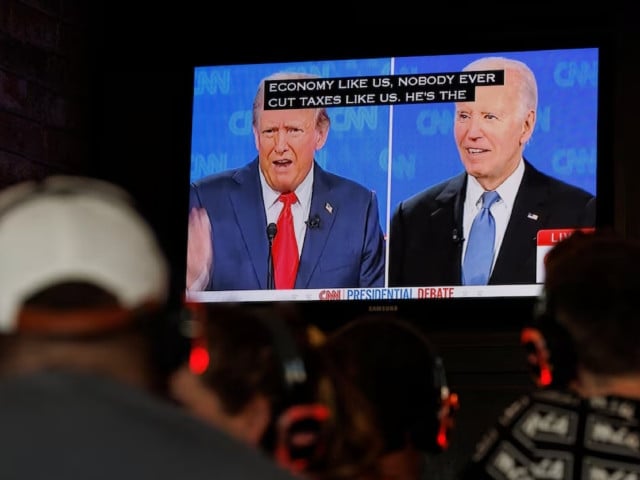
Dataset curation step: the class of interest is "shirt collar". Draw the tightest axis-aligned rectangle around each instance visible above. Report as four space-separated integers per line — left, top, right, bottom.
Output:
260 162 314 212
466 158 525 209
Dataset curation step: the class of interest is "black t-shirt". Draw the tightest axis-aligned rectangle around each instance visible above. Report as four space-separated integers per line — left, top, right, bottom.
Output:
460 388 640 479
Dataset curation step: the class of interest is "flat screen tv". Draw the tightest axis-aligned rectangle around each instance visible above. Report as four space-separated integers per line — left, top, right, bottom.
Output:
182 31 613 329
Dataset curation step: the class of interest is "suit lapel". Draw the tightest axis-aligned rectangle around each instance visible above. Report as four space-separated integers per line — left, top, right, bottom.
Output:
296 164 334 288
229 159 270 289
492 161 546 282
435 174 466 280
436 173 466 231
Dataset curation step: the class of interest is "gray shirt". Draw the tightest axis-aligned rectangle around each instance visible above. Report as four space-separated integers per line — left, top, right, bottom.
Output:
0 369 297 480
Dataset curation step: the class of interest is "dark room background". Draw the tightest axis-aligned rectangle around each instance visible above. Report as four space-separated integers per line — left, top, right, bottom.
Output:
1 3 637 478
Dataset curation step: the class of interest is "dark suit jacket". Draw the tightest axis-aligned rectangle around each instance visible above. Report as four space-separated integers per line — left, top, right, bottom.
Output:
191 158 385 290
389 160 596 286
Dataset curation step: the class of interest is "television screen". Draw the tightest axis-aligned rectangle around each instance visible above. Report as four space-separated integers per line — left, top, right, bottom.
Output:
184 40 609 323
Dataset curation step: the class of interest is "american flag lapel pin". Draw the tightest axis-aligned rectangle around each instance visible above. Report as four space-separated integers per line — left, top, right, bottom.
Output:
527 212 539 220
325 202 333 214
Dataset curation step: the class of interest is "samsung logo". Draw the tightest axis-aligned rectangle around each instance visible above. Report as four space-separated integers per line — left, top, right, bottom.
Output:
367 305 399 312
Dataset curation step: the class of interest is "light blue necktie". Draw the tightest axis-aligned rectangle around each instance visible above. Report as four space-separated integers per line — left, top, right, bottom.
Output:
463 190 500 285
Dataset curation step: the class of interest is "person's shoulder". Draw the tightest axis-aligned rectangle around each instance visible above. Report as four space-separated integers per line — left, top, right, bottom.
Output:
0 371 297 479
395 173 464 213
192 160 257 191
408 177 452 200
315 164 376 196
529 387 582 405
587 394 640 421
460 389 579 480
524 160 594 200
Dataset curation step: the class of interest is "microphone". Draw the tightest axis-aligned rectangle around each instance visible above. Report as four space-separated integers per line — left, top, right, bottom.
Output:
305 215 321 230
267 223 277 289
451 228 464 244
267 222 277 242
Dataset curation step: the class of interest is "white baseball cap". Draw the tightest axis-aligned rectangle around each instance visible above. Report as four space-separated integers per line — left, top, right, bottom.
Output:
0 176 169 335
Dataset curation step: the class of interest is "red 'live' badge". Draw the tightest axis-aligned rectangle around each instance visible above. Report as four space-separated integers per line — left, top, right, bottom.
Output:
536 228 595 283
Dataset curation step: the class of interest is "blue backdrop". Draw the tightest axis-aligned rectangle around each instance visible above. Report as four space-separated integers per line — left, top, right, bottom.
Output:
190 48 598 235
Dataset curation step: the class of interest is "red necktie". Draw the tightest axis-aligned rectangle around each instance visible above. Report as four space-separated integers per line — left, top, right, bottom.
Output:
273 192 299 289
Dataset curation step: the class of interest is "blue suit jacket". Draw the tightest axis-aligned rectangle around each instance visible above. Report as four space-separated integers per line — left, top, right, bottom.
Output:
389 160 596 286
190 158 385 290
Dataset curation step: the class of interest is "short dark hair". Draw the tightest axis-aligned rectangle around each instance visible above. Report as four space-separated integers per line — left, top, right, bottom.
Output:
194 303 383 479
543 230 640 374
325 314 442 453
197 304 286 416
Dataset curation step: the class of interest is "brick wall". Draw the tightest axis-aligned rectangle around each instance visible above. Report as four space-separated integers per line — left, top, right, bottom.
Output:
0 0 94 189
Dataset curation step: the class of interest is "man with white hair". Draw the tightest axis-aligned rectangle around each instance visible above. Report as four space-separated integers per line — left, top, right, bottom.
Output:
390 57 595 287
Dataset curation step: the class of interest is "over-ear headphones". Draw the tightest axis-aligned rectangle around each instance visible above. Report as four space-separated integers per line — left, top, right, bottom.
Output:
325 315 459 454
432 355 459 451
0 175 193 377
521 290 577 389
401 321 458 453
187 302 330 474
149 299 194 377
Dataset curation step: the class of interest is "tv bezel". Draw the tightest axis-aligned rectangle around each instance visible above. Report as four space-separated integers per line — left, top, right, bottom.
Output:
178 28 615 332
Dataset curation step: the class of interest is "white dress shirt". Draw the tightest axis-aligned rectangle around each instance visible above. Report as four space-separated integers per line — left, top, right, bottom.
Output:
461 159 525 273
260 167 313 257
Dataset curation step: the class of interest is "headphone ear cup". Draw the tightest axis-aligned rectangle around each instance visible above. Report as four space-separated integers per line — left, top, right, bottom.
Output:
273 403 331 474
431 357 458 453
536 318 577 389
435 389 459 452
410 355 458 454
521 326 553 387
150 304 193 376
409 392 441 453
522 307 577 389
